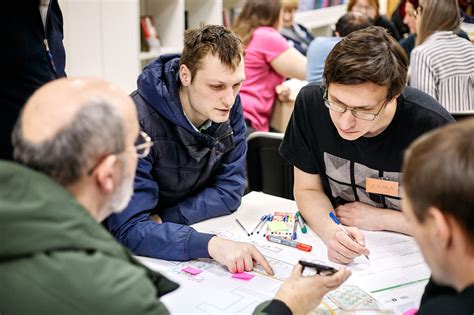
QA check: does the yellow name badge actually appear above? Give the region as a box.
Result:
[365,177,399,197]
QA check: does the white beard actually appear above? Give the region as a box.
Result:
[102,162,135,215]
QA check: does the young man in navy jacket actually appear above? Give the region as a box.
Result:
[106,25,273,274]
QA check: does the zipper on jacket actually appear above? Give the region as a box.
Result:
[43,38,58,77]
[216,130,234,142]
[42,0,59,78]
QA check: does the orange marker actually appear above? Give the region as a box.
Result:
[266,235,312,252]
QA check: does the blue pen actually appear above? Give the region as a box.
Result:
[251,215,267,235]
[293,219,298,240]
[260,214,272,236]
[329,212,369,260]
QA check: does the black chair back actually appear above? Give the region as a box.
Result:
[246,132,294,200]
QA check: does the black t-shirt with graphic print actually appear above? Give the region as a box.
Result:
[279,85,454,210]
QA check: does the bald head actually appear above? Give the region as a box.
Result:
[13,78,138,186]
[21,78,136,143]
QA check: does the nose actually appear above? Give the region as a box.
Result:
[338,110,355,130]
[403,14,409,25]
[221,88,235,107]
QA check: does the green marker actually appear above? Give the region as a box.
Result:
[296,211,307,233]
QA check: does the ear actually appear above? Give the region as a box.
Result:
[179,64,192,87]
[335,31,341,37]
[389,93,401,104]
[428,206,453,250]
[94,155,118,194]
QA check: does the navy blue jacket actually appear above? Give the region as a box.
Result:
[106,55,247,261]
[1,1,66,160]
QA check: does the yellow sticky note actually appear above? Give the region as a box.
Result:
[267,221,289,232]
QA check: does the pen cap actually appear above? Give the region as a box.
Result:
[296,211,308,233]
[296,243,312,252]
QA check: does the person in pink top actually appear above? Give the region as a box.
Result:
[233,0,307,132]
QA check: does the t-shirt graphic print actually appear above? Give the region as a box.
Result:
[324,152,402,210]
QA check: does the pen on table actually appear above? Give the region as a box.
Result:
[235,218,250,237]
[259,214,272,235]
[292,219,298,240]
[329,212,369,260]
[296,211,307,233]
[251,215,267,235]
[266,235,312,252]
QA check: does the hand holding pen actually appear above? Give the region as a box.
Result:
[328,212,370,264]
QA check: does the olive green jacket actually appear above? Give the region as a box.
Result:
[0,161,178,314]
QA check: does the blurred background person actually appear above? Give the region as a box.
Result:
[233,0,307,133]
[390,0,410,38]
[307,11,374,84]
[459,0,474,23]
[399,0,419,57]
[410,0,474,113]
[400,0,469,61]
[280,0,314,56]
[348,0,402,40]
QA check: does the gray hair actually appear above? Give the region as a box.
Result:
[12,99,125,186]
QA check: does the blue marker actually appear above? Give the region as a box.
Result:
[260,214,272,236]
[329,212,369,260]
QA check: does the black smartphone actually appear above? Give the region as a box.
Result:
[298,260,338,276]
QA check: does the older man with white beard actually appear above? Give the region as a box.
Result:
[0,77,177,314]
[0,77,351,315]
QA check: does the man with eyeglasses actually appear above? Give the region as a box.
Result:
[279,26,453,264]
[0,77,354,315]
[0,77,178,313]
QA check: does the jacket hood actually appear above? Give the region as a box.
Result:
[136,54,192,130]
[0,161,129,260]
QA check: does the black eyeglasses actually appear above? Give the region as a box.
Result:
[323,88,387,121]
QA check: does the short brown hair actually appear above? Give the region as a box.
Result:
[335,12,374,37]
[416,0,460,46]
[403,118,474,246]
[180,24,244,81]
[281,0,298,11]
[323,26,408,101]
[232,0,281,46]
[347,0,380,17]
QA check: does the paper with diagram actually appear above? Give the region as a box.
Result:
[136,192,430,314]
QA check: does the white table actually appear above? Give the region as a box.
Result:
[138,192,430,314]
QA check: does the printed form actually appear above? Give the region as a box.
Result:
[137,192,430,314]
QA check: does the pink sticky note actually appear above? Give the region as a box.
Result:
[232,272,255,280]
[402,308,418,315]
[182,266,203,275]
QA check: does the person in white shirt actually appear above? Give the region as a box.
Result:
[410,0,474,113]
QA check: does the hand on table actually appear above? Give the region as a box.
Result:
[335,201,385,231]
[208,236,274,275]
[274,263,351,315]
[327,227,369,264]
